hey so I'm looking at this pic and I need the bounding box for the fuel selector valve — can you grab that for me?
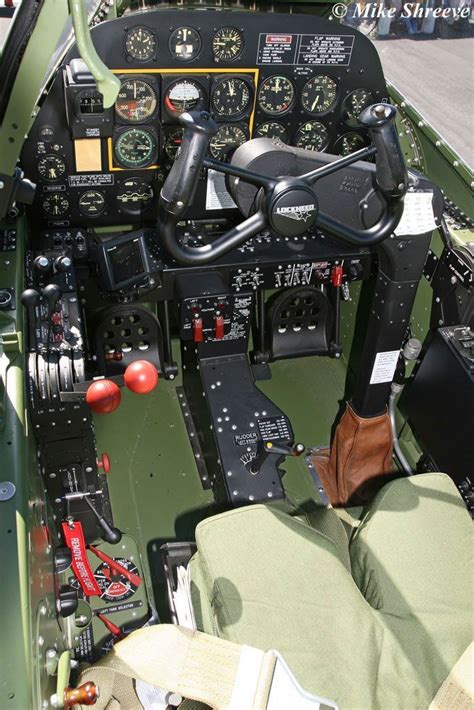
[250,441,305,475]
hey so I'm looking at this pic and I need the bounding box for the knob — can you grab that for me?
[42,283,62,318]
[33,255,51,280]
[57,584,78,618]
[86,379,121,414]
[63,682,98,708]
[250,441,305,475]
[53,546,72,574]
[84,496,122,545]
[97,453,111,474]
[21,288,41,309]
[124,360,159,394]
[54,254,73,272]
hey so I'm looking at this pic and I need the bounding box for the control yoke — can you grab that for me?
[158,104,408,265]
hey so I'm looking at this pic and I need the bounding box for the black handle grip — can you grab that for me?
[359,103,407,198]
[159,111,218,218]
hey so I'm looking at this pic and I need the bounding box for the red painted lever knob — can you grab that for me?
[97,453,110,474]
[64,681,98,707]
[124,360,159,394]
[86,379,121,414]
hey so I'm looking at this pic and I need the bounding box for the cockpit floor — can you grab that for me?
[93,352,348,617]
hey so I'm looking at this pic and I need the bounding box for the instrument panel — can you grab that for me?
[21,10,388,229]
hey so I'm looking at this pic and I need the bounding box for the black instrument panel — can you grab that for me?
[21,10,388,230]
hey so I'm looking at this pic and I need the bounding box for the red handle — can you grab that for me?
[88,545,142,587]
[97,453,111,474]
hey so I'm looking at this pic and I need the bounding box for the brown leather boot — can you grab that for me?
[312,403,394,506]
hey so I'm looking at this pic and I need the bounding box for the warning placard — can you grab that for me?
[257,33,354,66]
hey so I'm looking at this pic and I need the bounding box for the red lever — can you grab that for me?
[86,379,121,414]
[214,313,225,340]
[88,545,143,587]
[97,453,111,474]
[331,264,344,288]
[64,682,98,708]
[124,360,159,394]
[193,315,204,343]
[97,612,125,640]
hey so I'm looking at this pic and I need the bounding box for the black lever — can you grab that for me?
[42,283,62,319]
[84,496,122,545]
[250,441,305,475]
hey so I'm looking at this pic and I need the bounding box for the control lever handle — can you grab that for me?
[250,441,305,475]
[42,283,62,319]
[359,103,407,198]
[84,496,122,545]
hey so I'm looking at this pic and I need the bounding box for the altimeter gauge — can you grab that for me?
[211,77,251,118]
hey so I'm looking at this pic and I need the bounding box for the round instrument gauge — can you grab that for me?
[258,76,295,115]
[75,89,104,118]
[116,177,154,216]
[39,125,55,142]
[42,193,70,217]
[211,77,251,118]
[335,132,367,156]
[210,124,247,160]
[254,122,289,142]
[115,79,158,123]
[169,27,201,62]
[114,127,157,169]
[95,557,140,602]
[125,26,157,62]
[301,75,338,115]
[343,89,375,126]
[78,190,106,217]
[212,27,244,62]
[164,128,184,160]
[295,121,330,152]
[38,154,66,181]
[164,79,204,118]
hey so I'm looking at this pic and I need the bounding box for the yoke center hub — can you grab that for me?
[268,180,319,237]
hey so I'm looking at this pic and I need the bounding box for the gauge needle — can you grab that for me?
[311,96,320,111]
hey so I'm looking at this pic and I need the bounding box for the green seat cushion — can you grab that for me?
[190,474,473,709]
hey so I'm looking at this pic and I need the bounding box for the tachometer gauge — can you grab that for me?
[164,79,204,118]
[343,89,375,126]
[42,193,69,217]
[254,122,289,142]
[301,75,338,115]
[38,154,66,181]
[258,76,295,115]
[211,77,251,118]
[114,127,158,169]
[78,190,106,217]
[164,128,184,160]
[212,27,244,62]
[210,124,247,159]
[125,26,157,62]
[335,132,367,156]
[295,121,329,152]
[115,79,158,123]
[116,177,154,216]
[169,27,201,62]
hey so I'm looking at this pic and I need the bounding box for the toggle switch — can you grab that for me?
[331,264,343,288]
[193,314,204,343]
[214,312,225,340]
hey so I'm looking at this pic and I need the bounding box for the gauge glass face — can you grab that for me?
[77,90,104,116]
[164,79,204,117]
[254,122,289,142]
[38,154,66,181]
[164,128,184,160]
[116,178,154,215]
[212,27,244,62]
[95,558,140,602]
[169,27,201,62]
[39,126,55,142]
[211,77,251,118]
[114,128,157,169]
[42,193,69,217]
[336,132,367,156]
[344,89,375,125]
[115,79,158,123]
[295,121,330,152]
[210,124,247,159]
[258,76,295,115]
[301,75,337,114]
[78,190,105,217]
[125,26,157,61]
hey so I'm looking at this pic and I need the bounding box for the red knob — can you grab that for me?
[97,453,110,473]
[64,681,98,707]
[85,379,121,414]
[124,360,159,394]
[331,264,344,288]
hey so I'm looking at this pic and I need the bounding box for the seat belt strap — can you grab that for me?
[429,643,473,710]
[77,625,337,710]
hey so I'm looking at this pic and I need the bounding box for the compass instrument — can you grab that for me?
[212,27,244,62]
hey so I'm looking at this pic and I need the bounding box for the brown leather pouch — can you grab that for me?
[312,403,394,506]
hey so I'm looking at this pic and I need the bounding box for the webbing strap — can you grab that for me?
[429,643,473,710]
[78,625,276,710]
